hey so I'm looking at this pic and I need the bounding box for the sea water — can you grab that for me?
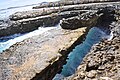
[0,27,56,53]
[0,0,59,20]
[0,0,60,52]
[53,27,111,80]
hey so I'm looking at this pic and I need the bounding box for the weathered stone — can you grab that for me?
[98,65,106,70]
[87,70,97,78]
[0,27,87,80]
[9,9,59,21]
[67,19,120,80]
[1,1,120,37]
[1,1,120,80]
[60,11,101,29]
[0,9,89,37]
[33,0,118,9]
[9,7,88,21]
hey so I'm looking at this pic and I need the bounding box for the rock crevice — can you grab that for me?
[0,1,120,80]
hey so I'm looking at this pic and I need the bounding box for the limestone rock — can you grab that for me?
[1,1,120,37]
[0,9,89,37]
[0,27,87,80]
[60,11,101,29]
[33,0,117,9]
[87,70,97,78]
[66,18,120,80]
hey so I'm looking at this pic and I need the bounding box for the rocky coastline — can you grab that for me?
[0,27,88,80]
[0,1,120,37]
[66,22,120,80]
[0,0,120,80]
[33,0,119,9]
[63,4,120,80]
[0,7,93,37]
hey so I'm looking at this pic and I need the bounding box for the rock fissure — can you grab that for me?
[66,13,120,80]
[0,1,120,80]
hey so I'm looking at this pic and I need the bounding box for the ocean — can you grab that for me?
[0,0,59,53]
[0,0,59,20]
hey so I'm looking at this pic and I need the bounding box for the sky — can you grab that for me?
[0,0,59,10]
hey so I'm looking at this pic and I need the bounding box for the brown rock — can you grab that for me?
[0,27,87,80]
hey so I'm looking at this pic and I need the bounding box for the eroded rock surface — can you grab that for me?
[65,15,120,80]
[0,8,90,37]
[1,1,120,37]
[33,0,118,9]
[60,10,101,29]
[0,1,120,80]
[0,27,87,80]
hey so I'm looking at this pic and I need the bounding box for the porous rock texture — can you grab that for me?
[64,10,120,80]
[60,11,101,29]
[0,27,87,80]
[0,0,120,80]
[0,0,119,37]
[0,7,92,37]
[33,0,118,9]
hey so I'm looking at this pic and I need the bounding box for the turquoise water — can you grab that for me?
[53,27,109,80]
[61,27,107,76]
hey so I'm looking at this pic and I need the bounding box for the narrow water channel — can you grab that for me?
[53,27,111,80]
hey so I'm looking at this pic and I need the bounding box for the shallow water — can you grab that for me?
[53,27,110,80]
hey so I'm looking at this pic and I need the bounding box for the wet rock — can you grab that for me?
[0,14,60,37]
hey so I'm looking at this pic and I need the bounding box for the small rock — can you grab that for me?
[98,65,106,70]
[77,71,85,79]
[87,70,97,78]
